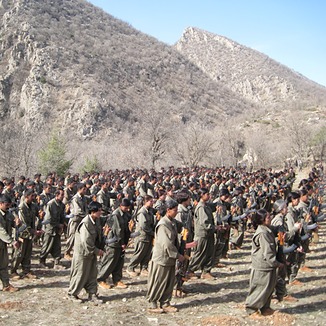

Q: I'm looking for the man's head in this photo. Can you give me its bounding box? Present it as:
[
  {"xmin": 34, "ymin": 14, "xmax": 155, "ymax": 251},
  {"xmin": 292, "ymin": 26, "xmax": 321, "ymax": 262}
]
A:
[
  {"xmin": 166, "ymin": 199, "xmax": 178, "ymax": 219},
  {"xmin": 55, "ymin": 189, "xmax": 65, "ymax": 202},
  {"xmin": 24, "ymin": 189, "xmax": 35, "ymax": 204},
  {"xmin": 0, "ymin": 195, "xmax": 12, "ymax": 212},
  {"xmin": 120, "ymin": 198, "xmax": 131, "ymax": 213},
  {"xmin": 88, "ymin": 201, "xmax": 102, "ymax": 220}
]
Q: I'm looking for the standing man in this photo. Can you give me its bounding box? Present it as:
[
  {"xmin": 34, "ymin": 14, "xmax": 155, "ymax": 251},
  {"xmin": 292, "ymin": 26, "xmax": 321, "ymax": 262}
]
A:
[
  {"xmin": 39, "ymin": 189, "xmax": 65, "ymax": 269},
  {"xmin": 188, "ymin": 188, "xmax": 215, "ymax": 279},
  {"xmin": 97, "ymin": 198, "xmax": 131, "ymax": 289},
  {"xmin": 136, "ymin": 173, "xmax": 149, "ymax": 197},
  {"xmin": 64, "ymin": 183, "xmax": 87, "ymax": 260},
  {"xmin": 0, "ymin": 195, "xmax": 19, "ymax": 292},
  {"xmin": 127, "ymin": 195, "xmax": 155, "ymax": 277},
  {"xmin": 68, "ymin": 201, "xmax": 104, "ymax": 303},
  {"xmin": 147, "ymin": 199, "xmax": 184, "ymax": 313},
  {"xmin": 11, "ymin": 189, "xmax": 39, "ymax": 279}
]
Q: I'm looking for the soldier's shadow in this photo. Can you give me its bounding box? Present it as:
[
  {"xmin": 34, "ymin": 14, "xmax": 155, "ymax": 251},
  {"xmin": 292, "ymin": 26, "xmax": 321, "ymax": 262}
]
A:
[
  {"xmin": 20, "ymin": 280, "xmax": 69, "ymax": 290},
  {"xmin": 99, "ymin": 289, "xmax": 147, "ymax": 303}
]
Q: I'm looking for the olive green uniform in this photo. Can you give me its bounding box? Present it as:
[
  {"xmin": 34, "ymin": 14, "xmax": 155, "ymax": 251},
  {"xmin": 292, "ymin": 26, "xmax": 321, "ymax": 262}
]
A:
[
  {"xmin": 68, "ymin": 215, "xmax": 101, "ymax": 297},
  {"xmin": 0, "ymin": 209, "xmax": 15, "ymax": 288},
  {"xmin": 188, "ymin": 200, "xmax": 215, "ymax": 274},
  {"xmin": 97, "ymin": 207, "xmax": 130, "ymax": 284},
  {"xmin": 147, "ymin": 215, "xmax": 179, "ymax": 308},
  {"xmin": 40, "ymin": 198, "xmax": 65, "ymax": 264},
  {"xmin": 127, "ymin": 206, "xmax": 154, "ymax": 273},
  {"xmin": 245, "ymin": 225, "xmax": 281, "ymax": 315}
]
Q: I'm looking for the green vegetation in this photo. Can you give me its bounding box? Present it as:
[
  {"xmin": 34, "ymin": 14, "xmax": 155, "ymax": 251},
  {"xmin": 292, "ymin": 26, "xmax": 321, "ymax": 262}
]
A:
[
  {"xmin": 80, "ymin": 156, "xmax": 101, "ymax": 174},
  {"xmin": 38, "ymin": 132, "xmax": 73, "ymax": 176}
]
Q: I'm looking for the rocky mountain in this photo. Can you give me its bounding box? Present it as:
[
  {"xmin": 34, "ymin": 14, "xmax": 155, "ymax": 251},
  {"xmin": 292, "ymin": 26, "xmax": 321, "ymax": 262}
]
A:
[
  {"xmin": 0, "ymin": 0, "xmax": 253, "ymax": 139},
  {"xmin": 175, "ymin": 27, "xmax": 326, "ymax": 110},
  {"xmin": 0, "ymin": 0, "xmax": 325, "ymax": 172}
]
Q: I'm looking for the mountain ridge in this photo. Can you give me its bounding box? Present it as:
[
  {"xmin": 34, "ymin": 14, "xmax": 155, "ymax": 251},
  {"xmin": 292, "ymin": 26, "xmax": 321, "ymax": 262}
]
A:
[{"xmin": 0, "ymin": 0, "xmax": 325, "ymax": 173}]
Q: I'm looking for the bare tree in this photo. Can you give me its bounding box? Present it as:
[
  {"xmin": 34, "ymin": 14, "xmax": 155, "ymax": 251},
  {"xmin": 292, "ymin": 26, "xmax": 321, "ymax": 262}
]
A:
[
  {"xmin": 310, "ymin": 125, "xmax": 326, "ymax": 163},
  {"xmin": 174, "ymin": 122, "xmax": 217, "ymax": 167},
  {"xmin": 286, "ymin": 117, "xmax": 312, "ymax": 164},
  {"xmin": 0, "ymin": 125, "xmax": 34, "ymax": 176}
]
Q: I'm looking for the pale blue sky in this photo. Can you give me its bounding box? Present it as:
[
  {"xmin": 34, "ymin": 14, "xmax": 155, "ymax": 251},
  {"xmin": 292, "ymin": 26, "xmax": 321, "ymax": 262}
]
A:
[{"xmin": 88, "ymin": 0, "xmax": 326, "ymax": 87}]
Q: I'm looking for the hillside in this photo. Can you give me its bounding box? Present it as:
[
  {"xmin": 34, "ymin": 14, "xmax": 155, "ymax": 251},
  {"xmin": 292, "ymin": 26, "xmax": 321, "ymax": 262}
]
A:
[
  {"xmin": 0, "ymin": 0, "xmax": 253, "ymax": 139},
  {"xmin": 175, "ymin": 27, "xmax": 326, "ymax": 109},
  {"xmin": 0, "ymin": 1, "xmax": 325, "ymax": 173}
]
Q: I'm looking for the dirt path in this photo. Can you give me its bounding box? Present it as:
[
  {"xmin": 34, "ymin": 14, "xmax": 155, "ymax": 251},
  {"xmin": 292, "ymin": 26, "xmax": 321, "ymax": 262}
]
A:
[{"xmin": 1, "ymin": 173, "xmax": 325, "ymax": 326}]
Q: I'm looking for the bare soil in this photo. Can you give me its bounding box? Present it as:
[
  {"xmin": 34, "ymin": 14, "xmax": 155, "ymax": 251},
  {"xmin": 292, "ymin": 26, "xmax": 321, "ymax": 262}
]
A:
[{"xmin": 0, "ymin": 218, "xmax": 325, "ymax": 326}]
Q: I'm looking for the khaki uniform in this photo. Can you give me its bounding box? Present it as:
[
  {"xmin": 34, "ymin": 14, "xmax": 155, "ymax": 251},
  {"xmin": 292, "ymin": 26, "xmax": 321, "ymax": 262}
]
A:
[
  {"xmin": 147, "ymin": 216, "xmax": 179, "ymax": 308},
  {"xmin": 68, "ymin": 215, "xmax": 101, "ymax": 296},
  {"xmin": 213, "ymin": 198, "xmax": 230, "ymax": 264},
  {"xmin": 0, "ymin": 209, "xmax": 15, "ymax": 288},
  {"xmin": 245, "ymin": 225, "xmax": 281, "ymax": 314},
  {"xmin": 285, "ymin": 204, "xmax": 301, "ymax": 282},
  {"xmin": 188, "ymin": 200, "xmax": 215, "ymax": 274},
  {"xmin": 40, "ymin": 198, "xmax": 65, "ymax": 263},
  {"xmin": 97, "ymin": 207, "xmax": 130, "ymax": 284},
  {"xmin": 12, "ymin": 201, "xmax": 38, "ymax": 274},
  {"xmin": 128, "ymin": 206, "xmax": 154, "ymax": 273},
  {"xmin": 65, "ymin": 194, "xmax": 87, "ymax": 255}
]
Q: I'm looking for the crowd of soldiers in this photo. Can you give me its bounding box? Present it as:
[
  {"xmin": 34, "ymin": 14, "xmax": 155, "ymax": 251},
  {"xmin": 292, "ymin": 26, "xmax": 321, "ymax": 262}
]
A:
[{"xmin": 0, "ymin": 163, "xmax": 324, "ymax": 314}]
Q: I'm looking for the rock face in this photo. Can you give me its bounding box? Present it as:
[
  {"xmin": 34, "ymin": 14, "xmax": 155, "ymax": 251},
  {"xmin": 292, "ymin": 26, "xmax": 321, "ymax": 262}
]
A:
[
  {"xmin": 0, "ymin": 1, "xmax": 325, "ymax": 171},
  {"xmin": 175, "ymin": 27, "xmax": 326, "ymax": 107},
  {"xmin": 0, "ymin": 0, "xmax": 248, "ymax": 141}
]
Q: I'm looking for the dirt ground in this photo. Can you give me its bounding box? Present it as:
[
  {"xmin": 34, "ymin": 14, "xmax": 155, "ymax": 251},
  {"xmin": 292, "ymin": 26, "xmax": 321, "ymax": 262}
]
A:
[{"xmin": 1, "ymin": 177, "xmax": 325, "ymax": 326}]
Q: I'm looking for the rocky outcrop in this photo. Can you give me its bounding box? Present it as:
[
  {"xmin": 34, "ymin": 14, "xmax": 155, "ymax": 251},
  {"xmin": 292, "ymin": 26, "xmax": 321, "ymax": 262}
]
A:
[{"xmin": 175, "ymin": 27, "xmax": 326, "ymax": 107}]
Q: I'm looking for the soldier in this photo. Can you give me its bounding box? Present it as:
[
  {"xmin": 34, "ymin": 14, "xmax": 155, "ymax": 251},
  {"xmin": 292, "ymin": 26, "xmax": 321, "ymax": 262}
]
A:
[
  {"xmin": 188, "ymin": 188, "xmax": 215, "ymax": 279},
  {"xmin": 34, "ymin": 173, "xmax": 44, "ymax": 195},
  {"xmin": 63, "ymin": 178, "xmax": 76, "ymax": 206},
  {"xmin": 229, "ymin": 187, "xmax": 246, "ymax": 250},
  {"xmin": 64, "ymin": 183, "xmax": 88, "ymax": 260},
  {"xmin": 97, "ymin": 198, "xmax": 131, "ymax": 289},
  {"xmin": 19, "ymin": 181, "xmax": 37, "ymax": 205},
  {"xmin": 14, "ymin": 176, "xmax": 26, "ymax": 198},
  {"xmin": 11, "ymin": 189, "xmax": 40, "ymax": 279},
  {"xmin": 147, "ymin": 199, "xmax": 184, "ymax": 313},
  {"xmin": 39, "ymin": 189, "xmax": 65, "ymax": 269},
  {"xmin": 90, "ymin": 178, "xmax": 101, "ymax": 196},
  {"xmin": 122, "ymin": 177, "xmax": 136, "ymax": 202},
  {"xmin": 271, "ymin": 200, "xmax": 300, "ymax": 303},
  {"xmin": 296, "ymin": 189, "xmax": 313, "ymax": 272},
  {"xmin": 136, "ymin": 172, "xmax": 150, "ymax": 197},
  {"xmin": 147, "ymin": 175, "xmax": 157, "ymax": 198},
  {"xmin": 96, "ymin": 181, "xmax": 111, "ymax": 216},
  {"xmin": 285, "ymin": 191, "xmax": 303, "ymax": 285},
  {"xmin": 2, "ymin": 181, "xmax": 15, "ymax": 203},
  {"xmin": 209, "ymin": 175, "xmax": 222, "ymax": 201},
  {"xmin": 174, "ymin": 190, "xmax": 194, "ymax": 296},
  {"xmin": 213, "ymin": 188, "xmax": 231, "ymax": 266},
  {"xmin": 153, "ymin": 189, "xmax": 167, "ymax": 213},
  {"xmin": 0, "ymin": 195, "xmax": 19, "ymax": 292},
  {"xmin": 127, "ymin": 195, "xmax": 155, "ymax": 277},
  {"xmin": 68, "ymin": 201, "xmax": 104, "ymax": 304},
  {"xmin": 38, "ymin": 184, "xmax": 55, "ymax": 211},
  {"xmin": 245, "ymin": 209, "xmax": 283, "ymax": 318}
]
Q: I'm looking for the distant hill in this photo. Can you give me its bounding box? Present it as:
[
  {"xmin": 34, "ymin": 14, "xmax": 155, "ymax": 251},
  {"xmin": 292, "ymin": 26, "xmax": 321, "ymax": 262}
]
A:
[
  {"xmin": 0, "ymin": 1, "xmax": 325, "ymax": 173},
  {"xmin": 175, "ymin": 27, "xmax": 326, "ymax": 109},
  {"xmin": 0, "ymin": 0, "xmax": 252, "ymax": 138}
]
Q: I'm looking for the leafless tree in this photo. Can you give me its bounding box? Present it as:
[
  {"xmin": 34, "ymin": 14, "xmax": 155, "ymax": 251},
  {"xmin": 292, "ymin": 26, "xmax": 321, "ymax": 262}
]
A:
[{"xmin": 174, "ymin": 122, "xmax": 217, "ymax": 167}]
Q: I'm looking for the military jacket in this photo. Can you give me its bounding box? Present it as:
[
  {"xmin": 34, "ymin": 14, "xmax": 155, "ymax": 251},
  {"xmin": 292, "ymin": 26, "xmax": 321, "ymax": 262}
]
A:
[
  {"xmin": 43, "ymin": 198, "xmax": 65, "ymax": 234},
  {"xmin": 152, "ymin": 216, "xmax": 179, "ymax": 266},
  {"xmin": 135, "ymin": 206, "xmax": 155, "ymax": 242},
  {"xmin": 0, "ymin": 209, "xmax": 14, "ymax": 248},
  {"xmin": 193, "ymin": 200, "xmax": 215, "ymax": 238}
]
